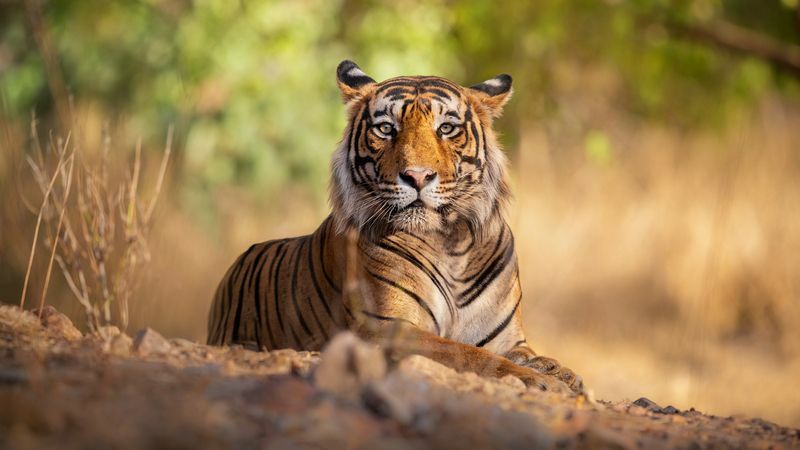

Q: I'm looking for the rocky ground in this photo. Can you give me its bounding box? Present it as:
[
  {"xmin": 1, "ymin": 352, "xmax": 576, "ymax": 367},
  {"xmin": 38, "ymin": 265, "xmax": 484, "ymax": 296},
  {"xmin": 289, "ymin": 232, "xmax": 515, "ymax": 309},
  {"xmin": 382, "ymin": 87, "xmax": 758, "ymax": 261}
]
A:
[{"xmin": 0, "ymin": 305, "xmax": 798, "ymax": 450}]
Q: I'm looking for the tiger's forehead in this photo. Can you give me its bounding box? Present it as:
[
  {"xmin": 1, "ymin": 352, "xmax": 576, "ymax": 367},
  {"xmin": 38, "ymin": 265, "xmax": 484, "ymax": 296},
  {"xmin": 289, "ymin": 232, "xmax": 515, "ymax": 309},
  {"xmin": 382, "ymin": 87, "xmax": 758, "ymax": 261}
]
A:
[{"xmin": 368, "ymin": 76, "xmax": 467, "ymax": 118}]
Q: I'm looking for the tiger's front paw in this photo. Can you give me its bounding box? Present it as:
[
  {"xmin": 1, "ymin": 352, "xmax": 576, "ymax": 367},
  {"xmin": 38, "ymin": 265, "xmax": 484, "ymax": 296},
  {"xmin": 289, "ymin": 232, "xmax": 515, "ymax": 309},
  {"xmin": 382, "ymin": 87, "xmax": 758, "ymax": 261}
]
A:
[
  {"xmin": 505, "ymin": 346, "xmax": 584, "ymax": 394},
  {"xmin": 506, "ymin": 365, "xmax": 571, "ymax": 394}
]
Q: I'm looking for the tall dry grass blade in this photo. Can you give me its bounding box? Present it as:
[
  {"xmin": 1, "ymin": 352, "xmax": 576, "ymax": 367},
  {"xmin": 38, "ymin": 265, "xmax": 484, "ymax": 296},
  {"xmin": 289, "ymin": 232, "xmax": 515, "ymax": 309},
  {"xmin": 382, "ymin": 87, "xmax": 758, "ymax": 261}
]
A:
[
  {"xmin": 128, "ymin": 138, "xmax": 142, "ymax": 227},
  {"xmin": 38, "ymin": 152, "xmax": 75, "ymax": 317},
  {"xmin": 19, "ymin": 133, "xmax": 71, "ymax": 310},
  {"xmin": 144, "ymin": 125, "xmax": 173, "ymax": 223}
]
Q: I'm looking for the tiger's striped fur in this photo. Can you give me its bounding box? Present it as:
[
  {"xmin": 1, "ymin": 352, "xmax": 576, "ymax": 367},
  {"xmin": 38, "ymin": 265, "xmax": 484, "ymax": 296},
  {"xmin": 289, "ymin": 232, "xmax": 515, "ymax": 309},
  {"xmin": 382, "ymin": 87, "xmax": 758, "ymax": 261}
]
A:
[{"xmin": 207, "ymin": 61, "xmax": 582, "ymax": 392}]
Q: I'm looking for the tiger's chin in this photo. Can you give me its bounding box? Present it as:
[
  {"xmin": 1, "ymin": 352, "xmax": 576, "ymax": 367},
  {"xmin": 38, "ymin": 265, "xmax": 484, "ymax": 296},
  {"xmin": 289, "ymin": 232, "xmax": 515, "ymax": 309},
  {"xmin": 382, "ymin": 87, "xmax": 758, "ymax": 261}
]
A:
[{"xmin": 389, "ymin": 205, "xmax": 442, "ymax": 234}]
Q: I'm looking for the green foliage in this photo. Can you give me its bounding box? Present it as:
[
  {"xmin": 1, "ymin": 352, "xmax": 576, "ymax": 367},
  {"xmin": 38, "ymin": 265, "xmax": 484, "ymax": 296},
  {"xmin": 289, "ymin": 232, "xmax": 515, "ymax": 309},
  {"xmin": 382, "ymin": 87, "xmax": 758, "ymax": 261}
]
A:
[
  {"xmin": 585, "ymin": 130, "xmax": 613, "ymax": 167},
  {"xmin": 1, "ymin": 0, "xmax": 797, "ymax": 225}
]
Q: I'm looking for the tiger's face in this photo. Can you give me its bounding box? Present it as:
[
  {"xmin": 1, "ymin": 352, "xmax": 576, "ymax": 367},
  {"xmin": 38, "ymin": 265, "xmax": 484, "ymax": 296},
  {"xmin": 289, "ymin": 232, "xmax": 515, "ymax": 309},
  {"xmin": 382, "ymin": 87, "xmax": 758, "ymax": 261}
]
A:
[{"xmin": 331, "ymin": 60, "xmax": 512, "ymax": 236}]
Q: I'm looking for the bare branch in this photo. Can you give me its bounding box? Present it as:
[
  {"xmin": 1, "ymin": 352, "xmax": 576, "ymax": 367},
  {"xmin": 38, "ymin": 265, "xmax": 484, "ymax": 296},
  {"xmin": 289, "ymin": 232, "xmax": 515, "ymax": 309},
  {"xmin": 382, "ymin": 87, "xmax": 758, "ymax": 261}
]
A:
[{"xmin": 669, "ymin": 19, "xmax": 800, "ymax": 78}]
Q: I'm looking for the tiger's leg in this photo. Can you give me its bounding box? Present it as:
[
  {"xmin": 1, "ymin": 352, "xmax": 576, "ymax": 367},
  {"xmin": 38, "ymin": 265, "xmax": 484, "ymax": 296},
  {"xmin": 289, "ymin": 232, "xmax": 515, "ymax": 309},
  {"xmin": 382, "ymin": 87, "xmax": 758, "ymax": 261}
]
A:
[
  {"xmin": 501, "ymin": 312, "xmax": 584, "ymax": 393},
  {"xmin": 356, "ymin": 320, "xmax": 572, "ymax": 393}
]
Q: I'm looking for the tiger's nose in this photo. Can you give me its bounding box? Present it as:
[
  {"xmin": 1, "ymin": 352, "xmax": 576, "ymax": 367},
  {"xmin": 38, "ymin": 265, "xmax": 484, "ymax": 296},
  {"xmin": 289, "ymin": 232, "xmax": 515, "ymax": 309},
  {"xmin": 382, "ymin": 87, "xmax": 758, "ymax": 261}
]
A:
[{"xmin": 399, "ymin": 168, "xmax": 437, "ymax": 191}]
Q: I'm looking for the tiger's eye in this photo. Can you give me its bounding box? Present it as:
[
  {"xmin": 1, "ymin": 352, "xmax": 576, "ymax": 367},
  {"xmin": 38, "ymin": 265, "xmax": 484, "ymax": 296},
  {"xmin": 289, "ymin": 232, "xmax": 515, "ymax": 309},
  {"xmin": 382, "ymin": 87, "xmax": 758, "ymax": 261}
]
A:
[
  {"xmin": 378, "ymin": 123, "xmax": 393, "ymax": 135},
  {"xmin": 439, "ymin": 123, "xmax": 454, "ymax": 135}
]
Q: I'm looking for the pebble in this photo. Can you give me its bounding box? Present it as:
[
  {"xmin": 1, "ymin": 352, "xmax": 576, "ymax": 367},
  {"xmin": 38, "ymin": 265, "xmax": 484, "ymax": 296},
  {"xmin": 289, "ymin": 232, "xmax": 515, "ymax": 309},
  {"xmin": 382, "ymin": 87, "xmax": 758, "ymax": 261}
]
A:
[
  {"xmin": 661, "ymin": 405, "xmax": 680, "ymax": 415},
  {"xmin": 132, "ymin": 327, "xmax": 172, "ymax": 355},
  {"xmin": 106, "ymin": 333, "xmax": 133, "ymax": 356},
  {"xmin": 633, "ymin": 397, "xmax": 662, "ymax": 411}
]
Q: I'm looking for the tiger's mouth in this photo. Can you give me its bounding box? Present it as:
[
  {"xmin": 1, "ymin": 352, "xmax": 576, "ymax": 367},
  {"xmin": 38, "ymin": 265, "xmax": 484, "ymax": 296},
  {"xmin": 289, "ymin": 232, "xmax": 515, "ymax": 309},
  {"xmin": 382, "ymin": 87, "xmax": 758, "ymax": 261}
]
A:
[{"xmin": 405, "ymin": 199, "xmax": 425, "ymax": 209}]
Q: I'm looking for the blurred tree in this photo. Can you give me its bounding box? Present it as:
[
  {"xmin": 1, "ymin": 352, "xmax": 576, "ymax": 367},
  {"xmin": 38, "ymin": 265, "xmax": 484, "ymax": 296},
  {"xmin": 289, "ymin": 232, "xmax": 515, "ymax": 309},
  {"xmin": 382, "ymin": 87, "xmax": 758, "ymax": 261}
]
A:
[{"xmin": 1, "ymin": 0, "xmax": 798, "ymax": 227}]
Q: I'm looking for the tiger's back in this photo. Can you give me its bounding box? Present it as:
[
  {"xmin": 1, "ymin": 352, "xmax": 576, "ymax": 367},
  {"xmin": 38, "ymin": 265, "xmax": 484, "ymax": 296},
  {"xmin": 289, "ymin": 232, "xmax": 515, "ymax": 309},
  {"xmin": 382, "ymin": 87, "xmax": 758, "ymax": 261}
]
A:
[{"xmin": 207, "ymin": 217, "xmax": 347, "ymax": 351}]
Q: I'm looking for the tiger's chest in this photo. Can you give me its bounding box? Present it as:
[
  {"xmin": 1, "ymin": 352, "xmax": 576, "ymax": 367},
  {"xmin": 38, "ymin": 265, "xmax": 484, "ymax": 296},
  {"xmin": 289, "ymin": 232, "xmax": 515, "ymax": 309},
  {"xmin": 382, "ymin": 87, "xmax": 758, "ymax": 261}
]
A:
[{"xmin": 359, "ymin": 223, "xmax": 520, "ymax": 344}]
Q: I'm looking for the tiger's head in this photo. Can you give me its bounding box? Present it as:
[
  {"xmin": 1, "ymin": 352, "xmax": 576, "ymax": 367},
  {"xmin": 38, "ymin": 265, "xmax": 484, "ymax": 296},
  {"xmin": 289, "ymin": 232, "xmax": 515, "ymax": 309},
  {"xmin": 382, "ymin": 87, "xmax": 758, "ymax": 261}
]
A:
[{"xmin": 330, "ymin": 60, "xmax": 512, "ymax": 238}]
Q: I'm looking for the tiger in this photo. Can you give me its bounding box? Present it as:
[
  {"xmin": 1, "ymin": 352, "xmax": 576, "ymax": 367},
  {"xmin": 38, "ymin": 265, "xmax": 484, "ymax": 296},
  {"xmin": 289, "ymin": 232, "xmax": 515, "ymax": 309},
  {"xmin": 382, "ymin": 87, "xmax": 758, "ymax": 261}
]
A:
[{"xmin": 207, "ymin": 60, "xmax": 583, "ymax": 393}]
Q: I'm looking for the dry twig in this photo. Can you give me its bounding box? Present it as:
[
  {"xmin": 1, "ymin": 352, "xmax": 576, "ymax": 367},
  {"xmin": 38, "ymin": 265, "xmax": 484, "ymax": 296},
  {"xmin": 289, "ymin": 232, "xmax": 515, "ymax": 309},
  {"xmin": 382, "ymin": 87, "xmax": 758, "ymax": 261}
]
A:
[{"xmin": 22, "ymin": 124, "xmax": 171, "ymax": 332}]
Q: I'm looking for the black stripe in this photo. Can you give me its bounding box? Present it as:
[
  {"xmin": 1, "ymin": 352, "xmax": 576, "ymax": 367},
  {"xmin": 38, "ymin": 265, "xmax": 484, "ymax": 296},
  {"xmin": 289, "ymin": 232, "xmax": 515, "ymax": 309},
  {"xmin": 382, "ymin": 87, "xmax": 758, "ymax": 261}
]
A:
[
  {"xmin": 361, "ymin": 310, "xmax": 417, "ymax": 327},
  {"xmin": 289, "ymin": 238, "xmax": 313, "ymax": 337},
  {"xmin": 453, "ymin": 226, "xmax": 505, "ymax": 283},
  {"xmin": 308, "ymin": 231, "xmax": 337, "ymax": 325},
  {"xmin": 419, "ymin": 87, "xmax": 455, "ymax": 101},
  {"xmin": 418, "ymin": 79, "xmax": 462, "ymax": 97},
  {"xmin": 400, "ymin": 100, "xmax": 413, "ymax": 120},
  {"xmin": 459, "ymin": 242, "xmax": 515, "ymax": 308},
  {"xmin": 251, "ymin": 240, "xmax": 282, "ymax": 349},
  {"xmin": 298, "ymin": 234, "xmax": 332, "ymax": 342},
  {"xmin": 233, "ymin": 244, "xmax": 268, "ymax": 341},
  {"xmin": 446, "ymin": 221, "xmax": 476, "ymax": 257},
  {"xmin": 272, "ymin": 242, "xmax": 290, "ymax": 336},
  {"xmin": 246, "ymin": 245, "xmax": 273, "ymax": 346},
  {"xmin": 383, "ymin": 87, "xmax": 414, "ymax": 98},
  {"xmin": 366, "ymin": 269, "xmax": 440, "ymax": 335},
  {"xmin": 320, "ymin": 218, "xmax": 341, "ymax": 292},
  {"xmin": 375, "ymin": 79, "xmax": 418, "ymax": 94},
  {"xmin": 349, "ymin": 106, "xmax": 370, "ymax": 184},
  {"xmin": 288, "ymin": 324, "xmax": 303, "ymax": 350},
  {"xmin": 220, "ymin": 245, "xmax": 256, "ymax": 343},
  {"xmin": 476, "ymin": 294, "xmax": 521, "ymax": 347},
  {"xmin": 264, "ymin": 241, "xmax": 287, "ymax": 348},
  {"xmin": 378, "ymin": 239, "xmax": 452, "ymax": 300}
]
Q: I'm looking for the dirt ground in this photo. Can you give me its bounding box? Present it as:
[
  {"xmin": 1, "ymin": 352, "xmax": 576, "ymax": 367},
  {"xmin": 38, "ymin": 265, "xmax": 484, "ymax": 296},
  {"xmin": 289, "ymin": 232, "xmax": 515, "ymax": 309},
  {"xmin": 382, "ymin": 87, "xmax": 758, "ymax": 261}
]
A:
[{"xmin": 1, "ymin": 305, "xmax": 798, "ymax": 450}]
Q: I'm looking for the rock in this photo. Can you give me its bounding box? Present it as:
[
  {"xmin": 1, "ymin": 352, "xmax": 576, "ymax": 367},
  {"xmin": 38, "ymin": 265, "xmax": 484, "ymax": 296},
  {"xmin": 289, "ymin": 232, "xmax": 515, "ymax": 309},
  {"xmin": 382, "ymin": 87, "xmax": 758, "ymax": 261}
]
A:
[
  {"xmin": 633, "ymin": 397, "xmax": 662, "ymax": 412},
  {"xmin": 169, "ymin": 338, "xmax": 197, "ymax": 349},
  {"xmin": 95, "ymin": 326, "xmax": 131, "ymax": 356},
  {"xmin": 313, "ymin": 332, "xmax": 386, "ymax": 400},
  {"xmin": 0, "ymin": 305, "xmax": 41, "ymax": 330},
  {"xmin": 132, "ymin": 327, "xmax": 172, "ymax": 355},
  {"xmin": 33, "ymin": 306, "xmax": 82, "ymax": 340},
  {"xmin": 107, "ymin": 333, "xmax": 133, "ymax": 356},
  {"xmin": 632, "ymin": 397, "xmax": 680, "ymax": 415},
  {"xmin": 362, "ymin": 379, "xmax": 416, "ymax": 424},
  {"xmin": 365, "ymin": 368, "xmax": 552, "ymax": 449},
  {"xmin": 661, "ymin": 405, "xmax": 680, "ymax": 415}
]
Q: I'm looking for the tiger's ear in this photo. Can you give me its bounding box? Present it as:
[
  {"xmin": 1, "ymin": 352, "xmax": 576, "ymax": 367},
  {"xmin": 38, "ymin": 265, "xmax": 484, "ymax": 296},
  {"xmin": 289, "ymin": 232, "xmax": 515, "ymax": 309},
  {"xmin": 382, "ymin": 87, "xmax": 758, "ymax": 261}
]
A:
[
  {"xmin": 468, "ymin": 74, "xmax": 513, "ymax": 118},
  {"xmin": 336, "ymin": 60, "xmax": 376, "ymax": 104}
]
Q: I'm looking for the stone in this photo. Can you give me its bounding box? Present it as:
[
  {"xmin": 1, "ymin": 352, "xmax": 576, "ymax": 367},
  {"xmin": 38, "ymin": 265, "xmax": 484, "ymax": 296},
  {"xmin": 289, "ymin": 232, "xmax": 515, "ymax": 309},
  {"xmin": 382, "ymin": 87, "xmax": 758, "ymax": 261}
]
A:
[
  {"xmin": 132, "ymin": 327, "xmax": 172, "ymax": 355},
  {"xmin": 107, "ymin": 333, "xmax": 133, "ymax": 356},
  {"xmin": 313, "ymin": 332, "xmax": 387, "ymax": 400},
  {"xmin": 633, "ymin": 397, "xmax": 662, "ymax": 412},
  {"xmin": 661, "ymin": 405, "xmax": 680, "ymax": 415},
  {"xmin": 170, "ymin": 338, "xmax": 198, "ymax": 349},
  {"xmin": 34, "ymin": 305, "xmax": 82, "ymax": 340},
  {"xmin": 362, "ymin": 379, "xmax": 416, "ymax": 424}
]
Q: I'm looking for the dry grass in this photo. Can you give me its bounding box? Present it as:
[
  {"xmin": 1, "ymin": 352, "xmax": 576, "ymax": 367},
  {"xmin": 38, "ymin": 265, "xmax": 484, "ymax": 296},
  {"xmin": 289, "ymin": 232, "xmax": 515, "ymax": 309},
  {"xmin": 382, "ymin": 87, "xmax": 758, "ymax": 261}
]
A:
[
  {"xmin": 15, "ymin": 118, "xmax": 171, "ymax": 333},
  {"xmin": 511, "ymin": 98, "xmax": 800, "ymax": 426}
]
